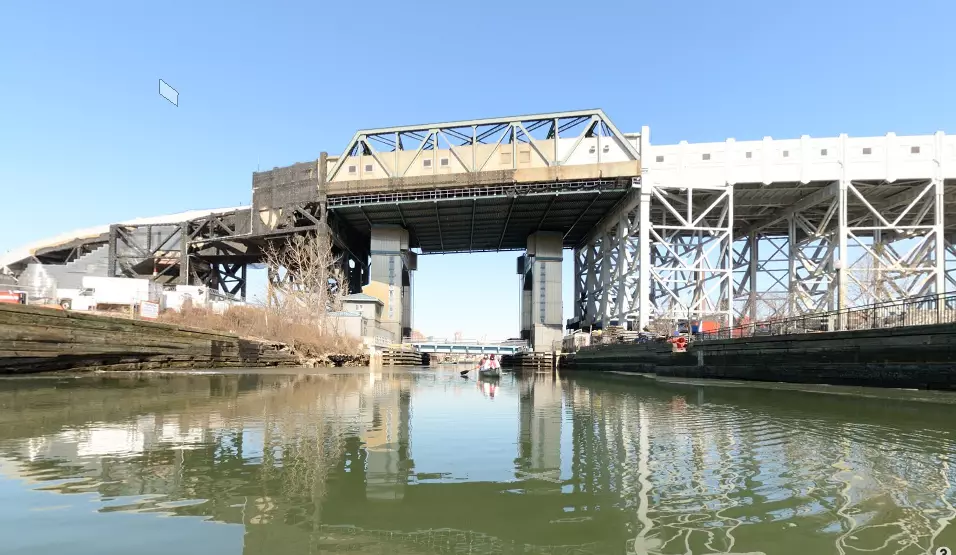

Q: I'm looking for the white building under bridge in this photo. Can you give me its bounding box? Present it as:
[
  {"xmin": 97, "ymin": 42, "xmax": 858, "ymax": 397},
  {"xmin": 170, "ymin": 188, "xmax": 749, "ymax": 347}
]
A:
[{"xmin": 3, "ymin": 110, "xmax": 956, "ymax": 351}]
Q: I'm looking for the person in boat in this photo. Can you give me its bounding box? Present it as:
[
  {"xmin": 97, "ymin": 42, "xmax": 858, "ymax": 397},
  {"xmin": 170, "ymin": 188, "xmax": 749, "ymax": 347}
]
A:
[
  {"xmin": 486, "ymin": 354, "xmax": 501, "ymax": 373},
  {"xmin": 477, "ymin": 355, "xmax": 488, "ymax": 371}
]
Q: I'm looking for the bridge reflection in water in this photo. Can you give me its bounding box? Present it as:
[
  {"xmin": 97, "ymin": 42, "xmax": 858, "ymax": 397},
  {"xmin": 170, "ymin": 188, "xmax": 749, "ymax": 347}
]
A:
[{"xmin": 0, "ymin": 370, "xmax": 955, "ymax": 554}]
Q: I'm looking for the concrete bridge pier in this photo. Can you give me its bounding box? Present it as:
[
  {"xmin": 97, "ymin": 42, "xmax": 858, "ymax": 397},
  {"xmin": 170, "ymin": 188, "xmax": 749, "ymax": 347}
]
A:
[
  {"xmin": 519, "ymin": 231, "xmax": 564, "ymax": 352},
  {"xmin": 367, "ymin": 225, "xmax": 415, "ymax": 340}
]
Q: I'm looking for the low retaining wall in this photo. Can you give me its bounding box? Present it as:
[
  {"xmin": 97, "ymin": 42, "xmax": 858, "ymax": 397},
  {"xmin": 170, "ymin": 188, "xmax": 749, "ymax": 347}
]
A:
[
  {"xmin": 564, "ymin": 323, "xmax": 956, "ymax": 390},
  {"xmin": 0, "ymin": 303, "xmax": 299, "ymax": 374}
]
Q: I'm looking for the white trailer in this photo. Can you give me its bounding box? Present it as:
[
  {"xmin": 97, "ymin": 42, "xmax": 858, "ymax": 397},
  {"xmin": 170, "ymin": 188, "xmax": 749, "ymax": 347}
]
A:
[
  {"xmin": 164, "ymin": 285, "xmax": 242, "ymax": 314},
  {"xmin": 57, "ymin": 277, "xmax": 163, "ymax": 311}
]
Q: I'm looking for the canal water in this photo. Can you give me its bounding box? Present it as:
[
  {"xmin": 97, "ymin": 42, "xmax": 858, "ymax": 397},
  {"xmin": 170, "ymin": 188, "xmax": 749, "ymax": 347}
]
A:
[{"xmin": 1, "ymin": 368, "xmax": 955, "ymax": 555}]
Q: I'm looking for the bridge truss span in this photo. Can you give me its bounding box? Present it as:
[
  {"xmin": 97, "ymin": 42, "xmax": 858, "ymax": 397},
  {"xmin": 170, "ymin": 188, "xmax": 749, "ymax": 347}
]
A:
[{"xmin": 326, "ymin": 109, "xmax": 641, "ymax": 184}]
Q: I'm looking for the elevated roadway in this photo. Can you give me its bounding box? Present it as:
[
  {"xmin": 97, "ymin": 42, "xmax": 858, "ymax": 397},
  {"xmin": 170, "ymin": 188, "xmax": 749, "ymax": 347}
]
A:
[{"xmin": 4, "ymin": 109, "xmax": 956, "ymax": 351}]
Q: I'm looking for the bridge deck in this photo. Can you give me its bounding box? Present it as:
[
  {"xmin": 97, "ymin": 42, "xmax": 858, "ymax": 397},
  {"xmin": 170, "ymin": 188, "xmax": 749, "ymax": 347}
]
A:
[{"xmin": 332, "ymin": 180, "xmax": 631, "ymax": 253}]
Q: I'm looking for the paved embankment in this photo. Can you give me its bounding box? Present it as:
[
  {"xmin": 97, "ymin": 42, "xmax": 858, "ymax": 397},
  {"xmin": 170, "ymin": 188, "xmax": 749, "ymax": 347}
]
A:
[
  {"xmin": 0, "ymin": 303, "xmax": 299, "ymax": 373},
  {"xmin": 564, "ymin": 323, "xmax": 956, "ymax": 390}
]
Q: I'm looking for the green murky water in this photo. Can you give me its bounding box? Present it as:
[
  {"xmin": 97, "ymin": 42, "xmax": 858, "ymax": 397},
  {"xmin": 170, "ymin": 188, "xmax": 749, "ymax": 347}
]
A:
[{"xmin": 0, "ymin": 368, "xmax": 955, "ymax": 554}]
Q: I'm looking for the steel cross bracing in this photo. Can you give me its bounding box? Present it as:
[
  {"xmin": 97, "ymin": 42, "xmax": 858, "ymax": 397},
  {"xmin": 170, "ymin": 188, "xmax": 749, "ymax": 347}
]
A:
[
  {"xmin": 108, "ymin": 223, "xmax": 188, "ymax": 284},
  {"xmin": 740, "ymin": 178, "xmax": 946, "ymax": 319},
  {"xmin": 574, "ymin": 180, "xmax": 734, "ymax": 330},
  {"xmin": 946, "ymin": 234, "xmax": 956, "ymax": 293},
  {"xmin": 732, "ymin": 233, "xmax": 790, "ymax": 322},
  {"xmin": 326, "ymin": 109, "xmax": 639, "ymax": 182}
]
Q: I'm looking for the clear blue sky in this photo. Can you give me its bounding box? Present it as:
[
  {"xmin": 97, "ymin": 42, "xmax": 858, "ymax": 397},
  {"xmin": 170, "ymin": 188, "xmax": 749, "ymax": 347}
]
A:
[{"xmin": 2, "ymin": 1, "xmax": 955, "ymax": 339}]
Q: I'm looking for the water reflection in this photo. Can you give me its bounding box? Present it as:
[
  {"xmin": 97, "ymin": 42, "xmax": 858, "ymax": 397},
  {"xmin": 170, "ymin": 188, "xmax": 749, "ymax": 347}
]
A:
[{"xmin": 0, "ymin": 369, "xmax": 954, "ymax": 554}]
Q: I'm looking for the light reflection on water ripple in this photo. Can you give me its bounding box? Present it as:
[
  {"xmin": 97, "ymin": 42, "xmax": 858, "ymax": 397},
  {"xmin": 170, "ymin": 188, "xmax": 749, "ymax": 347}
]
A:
[{"xmin": 0, "ymin": 369, "xmax": 953, "ymax": 554}]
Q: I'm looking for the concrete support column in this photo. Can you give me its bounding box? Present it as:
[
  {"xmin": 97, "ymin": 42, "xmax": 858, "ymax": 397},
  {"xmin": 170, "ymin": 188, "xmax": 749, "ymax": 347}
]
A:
[
  {"xmin": 367, "ymin": 225, "xmax": 413, "ymax": 342},
  {"xmin": 401, "ymin": 260, "xmax": 415, "ymax": 338},
  {"xmin": 520, "ymin": 231, "xmax": 564, "ymax": 352}
]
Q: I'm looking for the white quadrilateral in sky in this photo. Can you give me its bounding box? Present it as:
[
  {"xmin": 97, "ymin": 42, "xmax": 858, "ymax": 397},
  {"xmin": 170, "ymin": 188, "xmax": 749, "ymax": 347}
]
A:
[{"xmin": 159, "ymin": 79, "xmax": 178, "ymax": 106}]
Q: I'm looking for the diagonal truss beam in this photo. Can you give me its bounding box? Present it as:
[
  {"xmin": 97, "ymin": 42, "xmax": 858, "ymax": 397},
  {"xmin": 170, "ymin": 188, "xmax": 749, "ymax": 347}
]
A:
[{"xmin": 327, "ymin": 109, "xmax": 641, "ymax": 182}]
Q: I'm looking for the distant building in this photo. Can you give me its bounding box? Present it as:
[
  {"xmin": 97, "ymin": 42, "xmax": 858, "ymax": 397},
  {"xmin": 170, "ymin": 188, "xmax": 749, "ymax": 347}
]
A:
[
  {"xmin": 342, "ymin": 293, "xmax": 384, "ymax": 322},
  {"xmin": 331, "ymin": 293, "xmax": 395, "ymax": 352}
]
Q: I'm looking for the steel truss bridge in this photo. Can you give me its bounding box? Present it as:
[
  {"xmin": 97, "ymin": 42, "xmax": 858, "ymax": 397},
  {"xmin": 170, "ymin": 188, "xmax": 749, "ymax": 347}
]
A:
[
  {"xmin": 3, "ymin": 109, "xmax": 956, "ymax": 349},
  {"xmin": 406, "ymin": 339, "xmax": 527, "ymax": 356}
]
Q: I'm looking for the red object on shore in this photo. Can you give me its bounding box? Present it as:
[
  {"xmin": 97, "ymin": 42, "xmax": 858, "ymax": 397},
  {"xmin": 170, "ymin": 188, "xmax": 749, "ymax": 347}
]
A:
[
  {"xmin": 0, "ymin": 291, "xmax": 26, "ymax": 305},
  {"xmin": 667, "ymin": 335, "xmax": 688, "ymax": 351}
]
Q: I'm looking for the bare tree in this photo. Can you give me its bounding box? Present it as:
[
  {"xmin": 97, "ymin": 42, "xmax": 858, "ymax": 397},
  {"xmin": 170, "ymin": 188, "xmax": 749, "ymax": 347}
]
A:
[
  {"xmin": 847, "ymin": 252, "xmax": 883, "ymax": 307},
  {"xmin": 263, "ymin": 231, "xmax": 349, "ymax": 332}
]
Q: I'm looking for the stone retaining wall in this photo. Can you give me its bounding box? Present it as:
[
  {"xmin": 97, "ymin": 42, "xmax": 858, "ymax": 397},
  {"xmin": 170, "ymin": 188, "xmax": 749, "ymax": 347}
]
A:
[
  {"xmin": 0, "ymin": 303, "xmax": 299, "ymax": 373},
  {"xmin": 564, "ymin": 323, "xmax": 956, "ymax": 390}
]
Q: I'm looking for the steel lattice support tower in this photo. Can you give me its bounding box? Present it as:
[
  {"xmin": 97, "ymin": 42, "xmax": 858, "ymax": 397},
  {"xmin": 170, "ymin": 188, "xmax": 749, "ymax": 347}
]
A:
[{"xmin": 575, "ymin": 131, "xmax": 951, "ymax": 331}]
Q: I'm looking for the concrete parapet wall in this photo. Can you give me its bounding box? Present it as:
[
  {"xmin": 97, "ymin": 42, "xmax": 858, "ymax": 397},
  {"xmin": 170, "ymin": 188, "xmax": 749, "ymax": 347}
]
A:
[
  {"xmin": 0, "ymin": 303, "xmax": 298, "ymax": 374},
  {"xmin": 564, "ymin": 324, "xmax": 956, "ymax": 390}
]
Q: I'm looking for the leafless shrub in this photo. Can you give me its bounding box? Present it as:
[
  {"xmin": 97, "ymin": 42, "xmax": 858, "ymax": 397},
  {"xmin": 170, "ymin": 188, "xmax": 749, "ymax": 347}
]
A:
[
  {"xmin": 160, "ymin": 231, "xmax": 361, "ymax": 357},
  {"xmin": 159, "ymin": 305, "xmax": 362, "ymax": 356}
]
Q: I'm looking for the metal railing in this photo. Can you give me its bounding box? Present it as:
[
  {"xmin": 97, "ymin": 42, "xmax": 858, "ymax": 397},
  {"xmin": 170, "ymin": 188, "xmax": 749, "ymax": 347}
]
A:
[
  {"xmin": 402, "ymin": 337, "xmax": 528, "ymax": 347},
  {"xmin": 699, "ymin": 292, "xmax": 956, "ymax": 341}
]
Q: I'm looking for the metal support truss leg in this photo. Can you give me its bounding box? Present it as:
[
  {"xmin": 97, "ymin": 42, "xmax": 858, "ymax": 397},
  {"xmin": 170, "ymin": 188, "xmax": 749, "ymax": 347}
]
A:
[
  {"xmin": 637, "ymin": 188, "xmax": 651, "ymax": 330},
  {"xmin": 644, "ymin": 182, "xmax": 734, "ymax": 329},
  {"xmin": 573, "ymin": 248, "xmax": 584, "ymax": 327},
  {"xmin": 836, "ymin": 177, "xmax": 849, "ymax": 313}
]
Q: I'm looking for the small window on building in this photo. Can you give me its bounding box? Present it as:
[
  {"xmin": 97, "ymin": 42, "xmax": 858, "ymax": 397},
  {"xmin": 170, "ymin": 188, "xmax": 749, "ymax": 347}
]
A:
[
  {"xmin": 821, "ymin": 148, "xmax": 828, "ymax": 156},
  {"xmin": 911, "ymin": 146, "xmax": 921, "ymax": 154},
  {"xmin": 364, "ymin": 164, "xmax": 373, "ymax": 172},
  {"xmin": 745, "ymin": 151, "xmax": 752, "ymax": 159},
  {"xmin": 348, "ymin": 165, "xmax": 357, "ymax": 174},
  {"xmin": 602, "ymin": 145, "xmax": 610, "ymax": 153},
  {"xmin": 440, "ymin": 157, "xmax": 449, "ymax": 167},
  {"xmin": 655, "ymin": 155, "xmax": 664, "ymax": 163},
  {"xmin": 863, "ymin": 147, "xmax": 872, "ymax": 155},
  {"xmin": 423, "ymin": 159, "xmax": 432, "ymax": 168},
  {"xmin": 589, "ymin": 146, "xmax": 596, "ymax": 154},
  {"xmin": 702, "ymin": 153, "xmax": 711, "ymax": 161},
  {"xmin": 519, "ymin": 150, "xmax": 531, "ymax": 163},
  {"xmin": 782, "ymin": 150, "xmax": 789, "ymax": 158}
]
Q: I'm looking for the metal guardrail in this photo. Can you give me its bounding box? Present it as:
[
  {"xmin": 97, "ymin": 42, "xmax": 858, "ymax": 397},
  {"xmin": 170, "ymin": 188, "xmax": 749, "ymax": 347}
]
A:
[
  {"xmin": 699, "ymin": 292, "xmax": 956, "ymax": 341},
  {"xmin": 402, "ymin": 337, "xmax": 528, "ymax": 347}
]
